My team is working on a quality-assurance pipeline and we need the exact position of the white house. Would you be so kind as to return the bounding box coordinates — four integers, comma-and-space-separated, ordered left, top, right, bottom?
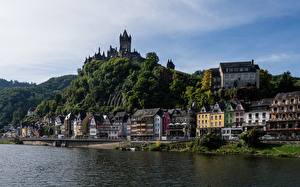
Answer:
154, 114, 163, 140
243, 98, 272, 131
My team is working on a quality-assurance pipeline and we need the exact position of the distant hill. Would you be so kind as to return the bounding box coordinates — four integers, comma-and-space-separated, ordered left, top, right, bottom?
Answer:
0, 75, 76, 126
0, 78, 34, 89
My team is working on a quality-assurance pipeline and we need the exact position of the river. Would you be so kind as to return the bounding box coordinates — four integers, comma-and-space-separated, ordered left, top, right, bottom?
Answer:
0, 144, 300, 186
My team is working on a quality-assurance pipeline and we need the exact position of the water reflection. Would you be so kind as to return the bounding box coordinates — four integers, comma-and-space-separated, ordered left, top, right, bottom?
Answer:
0, 145, 300, 186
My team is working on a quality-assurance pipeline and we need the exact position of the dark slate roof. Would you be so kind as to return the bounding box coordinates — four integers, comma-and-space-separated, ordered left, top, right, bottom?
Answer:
114, 111, 127, 118
247, 98, 272, 112
93, 114, 103, 123
133, 108, 161, 118
199, 105, 211, 113
275, 91, 300, 99
220, 61, 259, 73
56, 115, 65, 122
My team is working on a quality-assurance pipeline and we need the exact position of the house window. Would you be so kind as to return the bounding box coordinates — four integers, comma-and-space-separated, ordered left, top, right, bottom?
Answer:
219, 115, 222, 120
262, 113, 266, 118
249, 114, 252, 119
255, 113, 259, 118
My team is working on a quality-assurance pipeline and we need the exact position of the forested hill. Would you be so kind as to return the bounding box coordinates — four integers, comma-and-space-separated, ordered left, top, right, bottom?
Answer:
0, 75, 76, 126
34, 53, 300, 121
35, 53, 200, 117
0, 78, 34, 89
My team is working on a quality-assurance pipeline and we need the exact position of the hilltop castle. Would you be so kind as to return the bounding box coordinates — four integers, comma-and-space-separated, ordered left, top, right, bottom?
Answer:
84, 30, 142, 64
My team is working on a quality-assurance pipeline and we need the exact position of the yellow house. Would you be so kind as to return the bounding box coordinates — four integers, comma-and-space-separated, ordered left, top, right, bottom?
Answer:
196, 103, 225, 136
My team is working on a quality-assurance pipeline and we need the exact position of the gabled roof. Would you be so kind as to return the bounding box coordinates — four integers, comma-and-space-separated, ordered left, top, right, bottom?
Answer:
275, 91, 300, 99
55, 115, 65, 123
212, 102, 225, 113
220, 61, 259, 73
247, 98, 272, 112
200, 105, 211, 113
114, 111, 127, 118
133, 108, 161, 118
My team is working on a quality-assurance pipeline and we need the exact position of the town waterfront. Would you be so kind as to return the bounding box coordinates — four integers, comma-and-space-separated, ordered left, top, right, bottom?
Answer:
2, 145, 300, 186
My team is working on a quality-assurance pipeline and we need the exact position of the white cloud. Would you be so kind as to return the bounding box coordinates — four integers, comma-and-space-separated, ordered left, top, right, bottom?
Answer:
0, 0, 298, 82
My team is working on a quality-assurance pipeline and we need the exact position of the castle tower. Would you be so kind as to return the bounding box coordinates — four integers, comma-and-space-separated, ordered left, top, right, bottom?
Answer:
119, 30, 131, 54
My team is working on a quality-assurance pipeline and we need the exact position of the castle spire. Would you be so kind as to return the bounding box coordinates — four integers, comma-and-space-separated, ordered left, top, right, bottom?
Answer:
123, 29, 129, 37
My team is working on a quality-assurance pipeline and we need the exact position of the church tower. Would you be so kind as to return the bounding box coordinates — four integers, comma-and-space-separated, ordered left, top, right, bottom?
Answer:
119, 30, 131, 54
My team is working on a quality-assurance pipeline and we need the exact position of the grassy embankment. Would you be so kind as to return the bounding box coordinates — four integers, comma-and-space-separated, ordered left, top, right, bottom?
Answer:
127, 140, 300, 158
0, 138, 22, 144
0, 139, 14, 144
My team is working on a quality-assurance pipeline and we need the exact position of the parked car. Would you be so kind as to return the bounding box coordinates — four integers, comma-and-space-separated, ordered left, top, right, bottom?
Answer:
41, 135, 48, 139
58, 134, 64, 139
260, 135, 275, 140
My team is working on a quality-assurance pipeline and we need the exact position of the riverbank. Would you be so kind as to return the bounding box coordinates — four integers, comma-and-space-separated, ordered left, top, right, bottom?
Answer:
118, 140, 300, 158
0, 139, 14, 144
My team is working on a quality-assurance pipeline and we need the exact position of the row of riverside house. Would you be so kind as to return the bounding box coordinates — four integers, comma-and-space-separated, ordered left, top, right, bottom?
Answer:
19, 108, 196, 140
19, 91, 300, 141
196, 91, 300, 141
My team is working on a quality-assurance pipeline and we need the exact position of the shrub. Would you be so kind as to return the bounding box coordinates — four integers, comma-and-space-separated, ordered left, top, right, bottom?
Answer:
194, 133, 224, 149
240, 128, 261, 147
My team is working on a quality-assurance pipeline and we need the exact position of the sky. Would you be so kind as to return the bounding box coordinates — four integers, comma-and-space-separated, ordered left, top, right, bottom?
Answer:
0, 0, 299, 83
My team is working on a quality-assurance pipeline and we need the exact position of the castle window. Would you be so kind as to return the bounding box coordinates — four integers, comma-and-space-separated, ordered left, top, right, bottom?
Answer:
273, 107, 278, 112
291, 99, 295, 103
283, 100, 286, 104
290, 106, 294, 111
255, 113, 259, 118
262, 113, 266, 118
249, 114, 252, 119
274, 100, 278, 104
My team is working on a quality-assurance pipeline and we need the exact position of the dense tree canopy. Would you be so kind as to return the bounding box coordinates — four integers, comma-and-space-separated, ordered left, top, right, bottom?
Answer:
35, 54, 200, 118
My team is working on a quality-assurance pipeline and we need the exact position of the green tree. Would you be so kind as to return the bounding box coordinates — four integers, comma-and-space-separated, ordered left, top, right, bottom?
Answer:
277, 71, 295, 93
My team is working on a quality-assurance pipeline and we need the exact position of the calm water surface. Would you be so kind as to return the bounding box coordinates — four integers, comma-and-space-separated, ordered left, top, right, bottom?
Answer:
1, 144, 300, 186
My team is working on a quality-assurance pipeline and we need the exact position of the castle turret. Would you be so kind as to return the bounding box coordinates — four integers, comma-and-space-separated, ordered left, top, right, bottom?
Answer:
119, 30, 131, 54
167, 59, 175, 69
